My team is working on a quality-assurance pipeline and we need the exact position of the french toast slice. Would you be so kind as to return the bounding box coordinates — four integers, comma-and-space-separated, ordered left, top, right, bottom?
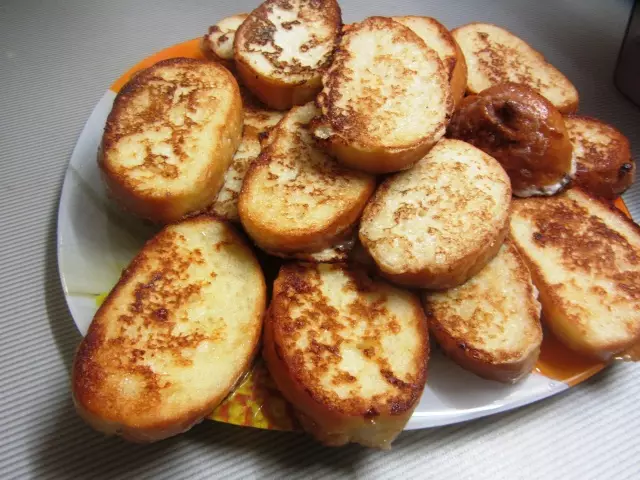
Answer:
233, 0, 342, 110
201, 14, 248, 67
392, 16, 468, 108
210, 101, 284, 222
72, 215, 266, 442
424, 239, 542, 383
452, 23, 579, 113
509, 188, 640, 360
238, 102, 376, 256
263, 262, 429, 448
99, 58, 243, 223
359, 139, 511, 289
312, 16, 452, 174
564, 115, 635, 199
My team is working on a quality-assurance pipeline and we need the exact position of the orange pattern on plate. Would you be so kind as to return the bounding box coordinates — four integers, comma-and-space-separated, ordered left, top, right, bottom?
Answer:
104, 39, 637, 429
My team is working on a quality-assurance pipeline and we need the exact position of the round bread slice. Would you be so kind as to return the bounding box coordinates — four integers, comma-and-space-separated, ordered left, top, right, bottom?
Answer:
452, 23, 579, 114
359, 138, 512, 289
238, 102, 376, 256
72, 215, 266, 442
201, 14, 248, 67
233, 0, 342, 110
564, 115, 635, 199
99, 58, 243, 223
423, 239, 542, 384
263, 262, 429, 448
392, 16, 468, 109
311, 16, 452, 174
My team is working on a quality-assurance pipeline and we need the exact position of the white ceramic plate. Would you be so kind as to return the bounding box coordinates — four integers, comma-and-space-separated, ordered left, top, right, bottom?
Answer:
57, 42, 606, 431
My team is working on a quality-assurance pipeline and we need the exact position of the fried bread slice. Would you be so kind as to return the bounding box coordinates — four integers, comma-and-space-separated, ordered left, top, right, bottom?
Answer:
564, 115, 635, 199
201, 14, 248, 67
509, 188, 640, 359
99, 58, 243, 223
424, 239, 542, 383
210, 100, 284, 222
452, 23, 579, 113
392, 16, 468, 108
234, 0, 342, 109
263, 262, 429, 448
312, 16, 452, 174
359, 139, 511, 289
238, 102, 376, 256
72, 215, 266, 442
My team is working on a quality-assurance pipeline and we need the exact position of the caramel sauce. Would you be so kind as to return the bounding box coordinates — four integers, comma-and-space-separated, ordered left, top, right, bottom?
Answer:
110, 38, 203, 93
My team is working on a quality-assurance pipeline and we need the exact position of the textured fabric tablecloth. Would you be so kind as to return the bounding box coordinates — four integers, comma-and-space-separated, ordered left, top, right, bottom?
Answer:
1, 0, 640, 478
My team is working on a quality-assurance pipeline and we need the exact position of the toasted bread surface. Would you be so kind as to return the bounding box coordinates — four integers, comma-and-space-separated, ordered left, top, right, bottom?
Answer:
565, 115, 635, 199
201, 14, 248, 65
239, 102, 376, 254
392, 16, 467, 108
359, 139, 511, 289
99, 58, 243, 223
234, 0, 342, 109
72, 215, 266, 442
447, 83, 574, 197
424, 239, 542, 383
452, 23, 578, 113
263, 262, 428, 448
509, 189, 640, 359
312, 16, 452, 173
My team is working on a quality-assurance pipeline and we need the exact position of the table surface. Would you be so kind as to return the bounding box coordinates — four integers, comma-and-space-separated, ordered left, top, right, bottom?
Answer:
1, 0, 640, 478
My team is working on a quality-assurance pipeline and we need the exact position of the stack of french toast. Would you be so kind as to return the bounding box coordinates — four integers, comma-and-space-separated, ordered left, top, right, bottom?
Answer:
72, 0, 639, 449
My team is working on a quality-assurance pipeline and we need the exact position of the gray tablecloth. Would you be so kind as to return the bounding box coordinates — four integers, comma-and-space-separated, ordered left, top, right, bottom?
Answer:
1, 0, 640, 478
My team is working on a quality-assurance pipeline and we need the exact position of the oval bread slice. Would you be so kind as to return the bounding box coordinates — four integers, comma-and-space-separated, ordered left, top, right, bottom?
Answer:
72, 215, 266, 442
263, 262, 429, 448
359, 138, 512, 289
392, 16, 468, 108
312, 16, 452, 174
564, 115, 636, 199
201, 14, 248, 66
238, 102, 376, 256
423, 239, 542, 383
452, 23, 579, 113
234, 0, 342, 110
99, 58, 243, 223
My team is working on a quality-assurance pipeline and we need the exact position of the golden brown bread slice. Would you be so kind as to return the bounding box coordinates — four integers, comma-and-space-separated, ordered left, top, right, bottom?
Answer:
233, 0, 342, 110
391, 16, 468, 109
238, 102, 376, 257
311, 16, 453, 174
564, 115, 636, 199
359, 138, 512, 289
210, 101, 284, 222
201, 14, 248, 67
423, 239, 542, 383
72, 215, 266, 442
509, 188, 640, 360
452, 23, 579, 113
99, 58, 243, 223
263, 262, 429, 448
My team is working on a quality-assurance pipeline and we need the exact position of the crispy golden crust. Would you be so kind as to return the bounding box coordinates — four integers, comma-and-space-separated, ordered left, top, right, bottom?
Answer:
565, 115, 635, 199
509, 189, 640, 359
239, 102, 376, 254
99, 58, 243, 223
424, 240, 542, 383
359, 139, 512, 289
72, 216, 266, 442
447, 83, 574, 197
391, 16, 467, 109
201, 14, 248, 67
312, 16, 452, 174
263, 263, 428, 448
234, 0, 342, 109
452, 22, 578, 113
